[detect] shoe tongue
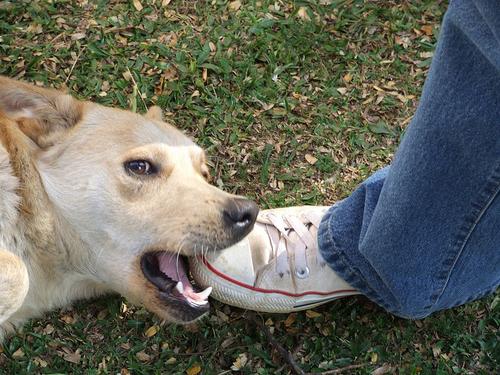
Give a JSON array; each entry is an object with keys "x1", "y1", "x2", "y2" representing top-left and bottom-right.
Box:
[
  {"x1": 215, "y1": 239, "x2": 257, "y2": 286},
  {"x1": 248, "y1": 222, "x2": 276, "y2": 274}
]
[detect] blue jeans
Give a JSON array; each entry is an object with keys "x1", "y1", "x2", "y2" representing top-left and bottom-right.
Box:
[{"x1": 318, "y1": 0, "x2": 500, "y2": 319}]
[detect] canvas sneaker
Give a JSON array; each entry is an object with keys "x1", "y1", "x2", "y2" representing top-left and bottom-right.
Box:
[{"x1": 189, "y1": 206, "x2": 359, "y2": 313}]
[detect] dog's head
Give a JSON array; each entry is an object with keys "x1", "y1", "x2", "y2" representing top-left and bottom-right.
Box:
[{"x1": 0, "y1": 77, "x2": 258, "y2": 323}]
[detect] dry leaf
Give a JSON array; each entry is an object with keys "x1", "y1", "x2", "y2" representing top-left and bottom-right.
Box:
[
  {"x1": 231, "y1": 353, "x2": 248, "y2": 371},
  {"x1": 209, "y1": 41, "x2": 216, "y2": 52},
  {"x1": 166, "y1": 357, "x2": 177, "y2": 365},
  {"x1": 60, "y1": 314, "x2": 76, "y2": 324},
  {"x1": 26, "y1": 24, "x2": 43, "y2": 34},
  {"x1": 420, "y1": 51, "x2": 433, "y2": 59},
  {"x1": 305, "y1": 154, "x2": 317, "y2": 165},
  {"x1": 284, "y1": 313, "x2": 296, "y2": 327},
  {"x1": 336, "y1": 87, "x2": 347, "y2": 95},
  {"x1": 43, "y1": 324, "x2": 55, "y2": 335},
  {"x1": 342, "y1": 73, "x2": 352, "y2": 83},
  {"x1": 71, "y1": 32, "x2": 86, "y2": 40},
  {"x1": 306, "y1": 310, "x2": 322, "y2": 318},
  {"x1": 122, "y1": 71, "x2": 133, "y2": 81},
  {"x1": 33, "y1": 357, "x2": 48, "y2": 368},
  {"x1": 63, "y1": 349, "x2": 81, "y2": 364},
  {"x1": 370, "y1": 351, "x2": 378, "y2": 363},
  {"x1": 372, "y1": 364, "x2": 392, "y2": 375},
  {"x1": 421, "y1": 25, "x2": 433, "y2": 36},
  {"x1": 136, "y1": 350, "x2": 151, "y2": 362},
  {"x1": 202, "y1": 68, "x2": 207, "y2": 82},
  {"x1": 133, "y1": 0, "x2": 143, "y2": 11},
  {"x1": 186, "y1": 364, "x2": 201, "y2": 375},
  {"x1": 297, "y1": 7, "x2": 311, "y2": 21},
  {"x1": 12, "y1": 348, "x2": 24, "y2": 359},
  {"x1": 228, "y1": 1, "x2": 241, "y2": 11},
  {"x1": 432, "y1": 345, "x2": 441, "y2": 358},
  {"x1": 162, "y1": 0, "x2": 172, "y2": 5},
  {"x1": 144, "y1": 325, "x2": 159, "y2": 337}
]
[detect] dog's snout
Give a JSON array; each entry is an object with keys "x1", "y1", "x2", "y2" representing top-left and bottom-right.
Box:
[{"x1": 223, "y1": 198, "x2": 259, "y2": 237}]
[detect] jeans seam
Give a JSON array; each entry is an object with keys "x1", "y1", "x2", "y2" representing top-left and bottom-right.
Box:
[{"x1": 430, "y1": 161, "x2": 500, "y2": 310}]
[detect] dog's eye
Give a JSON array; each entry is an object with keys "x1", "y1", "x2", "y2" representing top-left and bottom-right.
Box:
[{"x1": 125, "y1": 160, "x2": 157, "y2": 176}]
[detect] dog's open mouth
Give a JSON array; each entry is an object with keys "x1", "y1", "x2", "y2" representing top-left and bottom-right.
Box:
[{"x1": 140, "y1": 251, "x2": 212, "y2": 320}]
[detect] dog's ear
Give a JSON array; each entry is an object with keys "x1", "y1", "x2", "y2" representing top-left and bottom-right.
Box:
[
  {"x1": 0, "y1": 76, "x2": 83, "y2": 147},
  {"x1": 144, "y1": 105, "x2": 163, "y2": 121}
]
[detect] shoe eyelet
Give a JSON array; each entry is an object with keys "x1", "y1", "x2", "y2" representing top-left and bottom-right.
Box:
[{"x1": 295, "y1": 266, "x2": 310, "y2": 279}]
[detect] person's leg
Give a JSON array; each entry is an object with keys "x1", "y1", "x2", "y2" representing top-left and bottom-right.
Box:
[{"x1": 318, "y1": 0, "x2": 500, "y2": 319}]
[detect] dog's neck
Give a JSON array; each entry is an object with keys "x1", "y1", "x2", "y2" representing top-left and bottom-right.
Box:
[{"x1": 1, "y1": 120, "x2": 106, "y2": 292}]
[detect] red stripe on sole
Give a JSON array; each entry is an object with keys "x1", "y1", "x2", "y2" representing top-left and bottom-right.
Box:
[{"x1": 200, "y1": 256, "x2": 357, "y2": 298}]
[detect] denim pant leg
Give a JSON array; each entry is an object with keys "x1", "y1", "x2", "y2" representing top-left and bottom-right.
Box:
[{"x1": 318, "y1": 0, "x2": 500, "y2": 319}]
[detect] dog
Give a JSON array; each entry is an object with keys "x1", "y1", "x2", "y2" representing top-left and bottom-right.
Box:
[{"x1": 0, "y1": 76, "x2": 258, "y2": 341}]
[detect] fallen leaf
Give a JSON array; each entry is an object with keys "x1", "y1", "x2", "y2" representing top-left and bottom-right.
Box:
[
  {"x1": 336, "y1": 87, "x2": 347, "y2": 95},
  {"x1": 306, "y1": 310, "x2": 322, "y2": 318},
  {"x1": 231, "y1": 353, "x2": 248, "y2": 371},
  {"x1": 432, "y1": 345, "x2": 441, "y2": 358},
  {"x1": 421, "y1": 25, "x2": 433, "y2": 36},
  {"x1": 122, "y1": 71, "x2": 133, "y2": 82},
  {"x1": 144, "y1": 325, "x2": 159, "y2": 337},
  {"x1": 342, "y1": 73, "x2": 352, "y2": 83},
  {"x1": 186, "y1": 364, "x2": 201, "y2": 375},
  {"x1": 284, "y1": 313, "x2": 296, "y2": 327},
  {"x1": 33, "y1": 357, "x2": 48, "y2": 368},
  {"x1": 370, "y1": 351, "x2": 378, "y2": 363},
  {"x1": 12, "y1": 348, "x2": 24, "y2": 359},
  {"x1": 63, "y1": 349, "x2": 81, "y2": 364},
  {"x1": 166, "y1": 357, "x2": 177, "y2": 365},
  {"x1": 305, "y1": 154, "x2": 317, "y2": 165},
  {"x1": 136, "y1": 350, "x2": 151, "y2": 362},
  {"x1": 71, "y1": 32, "x2": 86, "y2": 40},
  {"x1": 60, "y1": 313, "x2": 76, "y2": 324},
  {"x1": 372, "y1": 364, "x2": 392, "y2": 375},
  {"x1": 297, "y1": 7, "x2": 311, "y2": 21},
  {"x1": 133, "y1": 0, "x2": 143, "y2": 11},
  {"x1": 228, "y1": 1, "x2": 241, "y2": 11},
  {"x1": 162, "y1": 0, "x2": 171, "y2": 5},
  {"x1": 26, "y1": 24, "x2": 43, "y2": 34},
  {"x1": 43, "y1": 324, "x2": 55, "y2": 335}
]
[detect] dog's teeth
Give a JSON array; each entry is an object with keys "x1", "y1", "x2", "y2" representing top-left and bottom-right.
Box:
[
  {"x1": 175, "y1": 281, "x2": 184, "y2": 294},
  {"x1": 196, "y1": 286, "x2": 212, "y2": 300},
  {"x1": 187, "y1": 297, "x2": 209, "y2": 306}
]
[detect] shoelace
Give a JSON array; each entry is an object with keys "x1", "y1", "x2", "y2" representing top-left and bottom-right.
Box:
[{"x1": 261, "y1": 210, "x2": 327, "y2": 279}]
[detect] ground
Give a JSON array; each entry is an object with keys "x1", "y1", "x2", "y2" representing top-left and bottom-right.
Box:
[{"x1": 0, "y1": 0, "x2": 498, "y2": 374}]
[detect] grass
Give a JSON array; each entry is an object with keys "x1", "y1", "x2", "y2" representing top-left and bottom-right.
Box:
[{"x1": 0, "y1": 0, "x2": 498, "y2": 374}]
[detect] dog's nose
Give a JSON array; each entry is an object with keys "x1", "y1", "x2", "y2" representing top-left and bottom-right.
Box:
[{"x1": 223, "y1": 198, "x2": 259, "y2": 236}]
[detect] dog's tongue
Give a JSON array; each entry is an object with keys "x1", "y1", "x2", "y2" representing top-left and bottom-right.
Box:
[{"x1": 157, "y1": 253, "x2": 212, "y2": 304}]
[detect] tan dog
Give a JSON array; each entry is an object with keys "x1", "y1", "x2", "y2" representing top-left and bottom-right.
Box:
[{"x1": 0, "y1": 76, "x2": 258, "y2": 341}]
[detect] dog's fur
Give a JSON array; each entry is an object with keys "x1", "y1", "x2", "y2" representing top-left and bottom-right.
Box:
[{"x1": 0, "y1": 76, "x2": 255, "y2": 341}]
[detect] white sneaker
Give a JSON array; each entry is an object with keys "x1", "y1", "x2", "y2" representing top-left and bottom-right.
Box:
[{"x1": 189, "y1": 206, "x2": 359, "y2": 313}]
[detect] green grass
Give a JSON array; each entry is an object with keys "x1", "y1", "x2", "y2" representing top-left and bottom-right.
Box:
[{"x1": 0, "y1": 0, "x2": 498, "y2": 373}]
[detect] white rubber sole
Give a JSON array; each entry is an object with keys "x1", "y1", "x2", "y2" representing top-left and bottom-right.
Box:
[{"x1": 189, "y1": 256, "x2": 359, "y2": 313}]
